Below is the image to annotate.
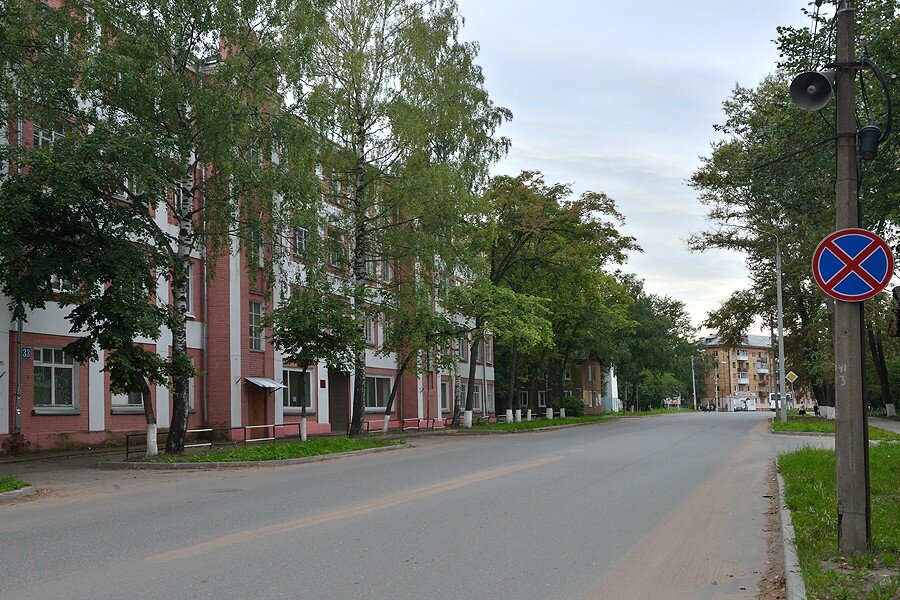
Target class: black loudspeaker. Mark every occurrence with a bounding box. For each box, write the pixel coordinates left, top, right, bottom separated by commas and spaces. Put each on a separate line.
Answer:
789, 70, 836, 111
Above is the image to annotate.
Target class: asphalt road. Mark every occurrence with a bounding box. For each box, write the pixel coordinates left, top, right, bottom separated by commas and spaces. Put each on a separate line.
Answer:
0, 412, 829, 600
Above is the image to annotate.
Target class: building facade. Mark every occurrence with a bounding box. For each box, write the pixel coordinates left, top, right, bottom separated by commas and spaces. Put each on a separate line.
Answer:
701, 334, 775, 411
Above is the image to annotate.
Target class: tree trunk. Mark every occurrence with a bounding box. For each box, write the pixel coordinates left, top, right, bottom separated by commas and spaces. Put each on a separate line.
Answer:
382, 353, 413, 432
462, 333, 480, 422
166, 232, 192, 453
504, 342, 518, 412
137, 371, 157, 457
867, 323, 893, 409
348, 163, 369, 438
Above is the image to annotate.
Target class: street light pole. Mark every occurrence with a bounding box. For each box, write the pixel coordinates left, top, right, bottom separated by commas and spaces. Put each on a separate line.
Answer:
776, 239, 787, 424
691, 355, 698, 411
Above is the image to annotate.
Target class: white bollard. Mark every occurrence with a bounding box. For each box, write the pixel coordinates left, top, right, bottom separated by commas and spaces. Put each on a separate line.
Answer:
547, 408, 554, 419
526, 409, 532, 421
301, 417, 308, 441
464, 410, 473, 428
382, 414, 390, 433
514, 409, 522, 423
559, 407, 566, 419
505, 409, 514, 423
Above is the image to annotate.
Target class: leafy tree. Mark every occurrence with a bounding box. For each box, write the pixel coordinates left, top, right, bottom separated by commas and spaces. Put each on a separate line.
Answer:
293, 0, 509, 436
2, 0, 322, 451
264, 272, 362, 439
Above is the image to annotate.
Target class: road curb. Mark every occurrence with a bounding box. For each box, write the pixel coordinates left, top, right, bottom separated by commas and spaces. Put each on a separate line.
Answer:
97, 443, 411, 470
449, 419, 618, 435
0, 485, 36, 502
775, 466, 807, 600
771, 430, 834, 437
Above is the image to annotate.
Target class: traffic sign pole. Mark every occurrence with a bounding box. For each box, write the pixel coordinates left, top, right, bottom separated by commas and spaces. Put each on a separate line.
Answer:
833, 0, 870, 553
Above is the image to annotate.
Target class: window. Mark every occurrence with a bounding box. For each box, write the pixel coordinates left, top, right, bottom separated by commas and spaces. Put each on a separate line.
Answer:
247, 230, 264, 268
112, 389, 142, 407
327, 229, 346, 269
282, 369, 313, 410
293, 227, 308, 255
382, 259, 394, 283
563, 390, 572, 398
486, 383, 494, 411
440, 381, 450, 412
456, 336, 467, 360
588, 365, 596, 382
537, 390, 547, 407
50, 274, 76, 294
33, 119, 68, 148
519, 390, 529, 406
365, 253, 379, 279
249, 300, 263, 351
365, 315, 375, 345
33, 348, 76, 407
484, 338, 493, 364
184, 262, 194, 316
173, 176, 193, 216
473, 384, 482, 410
365, 375, 391, 409
315, 163, 324, 180
331, 178, 342, 200
589, 391, 594, 408
564, 368, 572, 381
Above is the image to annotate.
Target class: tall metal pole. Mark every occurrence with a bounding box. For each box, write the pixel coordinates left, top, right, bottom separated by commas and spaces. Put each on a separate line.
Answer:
834, 0, 870, 553
776, 240, 787, 424
691, 355, 698, 411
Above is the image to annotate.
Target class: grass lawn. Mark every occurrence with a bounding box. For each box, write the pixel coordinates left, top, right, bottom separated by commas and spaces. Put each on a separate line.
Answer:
147, 437, 401, 463
0, 475, 30, 493
778, 445, 899, 599
772, 415, 900, 441
473, 414, 618, 431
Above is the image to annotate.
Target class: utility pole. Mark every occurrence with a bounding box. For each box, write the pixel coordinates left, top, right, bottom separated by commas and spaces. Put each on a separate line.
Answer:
690, 355, 698, 411
833, 0, 871, 553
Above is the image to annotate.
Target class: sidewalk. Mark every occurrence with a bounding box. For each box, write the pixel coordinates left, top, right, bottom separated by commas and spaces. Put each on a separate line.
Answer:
870, 416, 900, 434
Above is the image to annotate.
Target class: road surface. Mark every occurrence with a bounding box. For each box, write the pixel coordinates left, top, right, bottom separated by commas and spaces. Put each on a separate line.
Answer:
0, 412, 827, 599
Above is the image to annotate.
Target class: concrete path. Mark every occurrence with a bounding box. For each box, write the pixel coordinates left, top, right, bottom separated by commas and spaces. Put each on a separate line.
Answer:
0, 412, 830, 600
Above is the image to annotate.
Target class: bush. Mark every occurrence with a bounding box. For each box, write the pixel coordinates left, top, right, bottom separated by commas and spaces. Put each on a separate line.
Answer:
551, 395, 585, 417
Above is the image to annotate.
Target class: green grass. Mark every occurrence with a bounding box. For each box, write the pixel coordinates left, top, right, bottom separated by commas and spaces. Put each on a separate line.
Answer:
148, 437, 401, 463
472, 414, 619, 431
0, 475, 30, 493
778, 445, 900, 599
772, 415, 900, 441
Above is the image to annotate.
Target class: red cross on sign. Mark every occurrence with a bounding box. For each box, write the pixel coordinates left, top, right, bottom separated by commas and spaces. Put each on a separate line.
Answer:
812, 228, 894, 302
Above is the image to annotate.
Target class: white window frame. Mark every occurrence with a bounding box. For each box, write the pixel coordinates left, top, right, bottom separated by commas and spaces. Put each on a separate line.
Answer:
484, 338, 493, 364
486, 383, 495, 411
293, 227, 308, 255
249, 300, 264, 352
537, 390, 547, 407
382, 259, 394, 283
588, 365, 595, 382
33, 348, 77, 407
456, 336, 467, 360
33, 118, 67, 148
365, 315, 375, 345
440, 381, 450, 412
184, 261, 194, 316
112, 389, 143, 407
364, 375, 391, 410
282, 369, 313, 412
519, 390, 529, 406
564, 368, 572, 381
50, 274, 76, 294
563, 390, 572, 398
473, 383, 482, 411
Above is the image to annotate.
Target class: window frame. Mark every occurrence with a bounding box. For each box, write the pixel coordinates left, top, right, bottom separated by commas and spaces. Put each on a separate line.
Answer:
364, 375, 392, 411
33, 348, 77, 408
282, 369, 314, 412
249, 300, 264, 352
537, 390, 547, 408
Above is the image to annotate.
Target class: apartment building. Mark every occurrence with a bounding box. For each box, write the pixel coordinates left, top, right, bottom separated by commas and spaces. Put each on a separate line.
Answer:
701, 334, 775, 411
0, 119, 495, 451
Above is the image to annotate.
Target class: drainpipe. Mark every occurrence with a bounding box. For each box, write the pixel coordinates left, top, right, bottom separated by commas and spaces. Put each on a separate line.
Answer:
14, 317, 22, 435
202, 253, 209, 423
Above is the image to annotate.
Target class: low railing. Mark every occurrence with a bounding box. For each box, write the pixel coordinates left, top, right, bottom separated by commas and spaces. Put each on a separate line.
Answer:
124, 421, 306, 460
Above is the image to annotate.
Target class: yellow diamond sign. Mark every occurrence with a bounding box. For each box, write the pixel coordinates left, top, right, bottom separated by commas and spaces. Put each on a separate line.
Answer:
786, 371, 798, 384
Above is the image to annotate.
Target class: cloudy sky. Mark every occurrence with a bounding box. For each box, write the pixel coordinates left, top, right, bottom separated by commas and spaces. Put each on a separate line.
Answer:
455, 0, 813, 332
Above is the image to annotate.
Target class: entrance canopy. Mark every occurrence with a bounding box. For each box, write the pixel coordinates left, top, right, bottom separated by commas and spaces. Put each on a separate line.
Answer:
244, 377, 286, 390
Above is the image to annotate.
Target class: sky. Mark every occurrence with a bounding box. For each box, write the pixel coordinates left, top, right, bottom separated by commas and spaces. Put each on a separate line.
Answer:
454, 0, 814, 332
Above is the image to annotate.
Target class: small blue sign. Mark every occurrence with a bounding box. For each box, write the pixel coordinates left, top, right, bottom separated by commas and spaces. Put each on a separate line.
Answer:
22, 347, 31, 359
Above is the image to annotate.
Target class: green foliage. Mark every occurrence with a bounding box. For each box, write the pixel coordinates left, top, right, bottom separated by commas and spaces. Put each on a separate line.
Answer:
772, 416, 900, 441
0, 476, 30, 493
779, 445, 900, 599
550, 394, 585, 417
149, 437, 400, 463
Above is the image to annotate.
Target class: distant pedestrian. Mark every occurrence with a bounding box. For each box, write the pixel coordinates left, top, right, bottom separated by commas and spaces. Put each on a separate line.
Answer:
813, 403, 819, 416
